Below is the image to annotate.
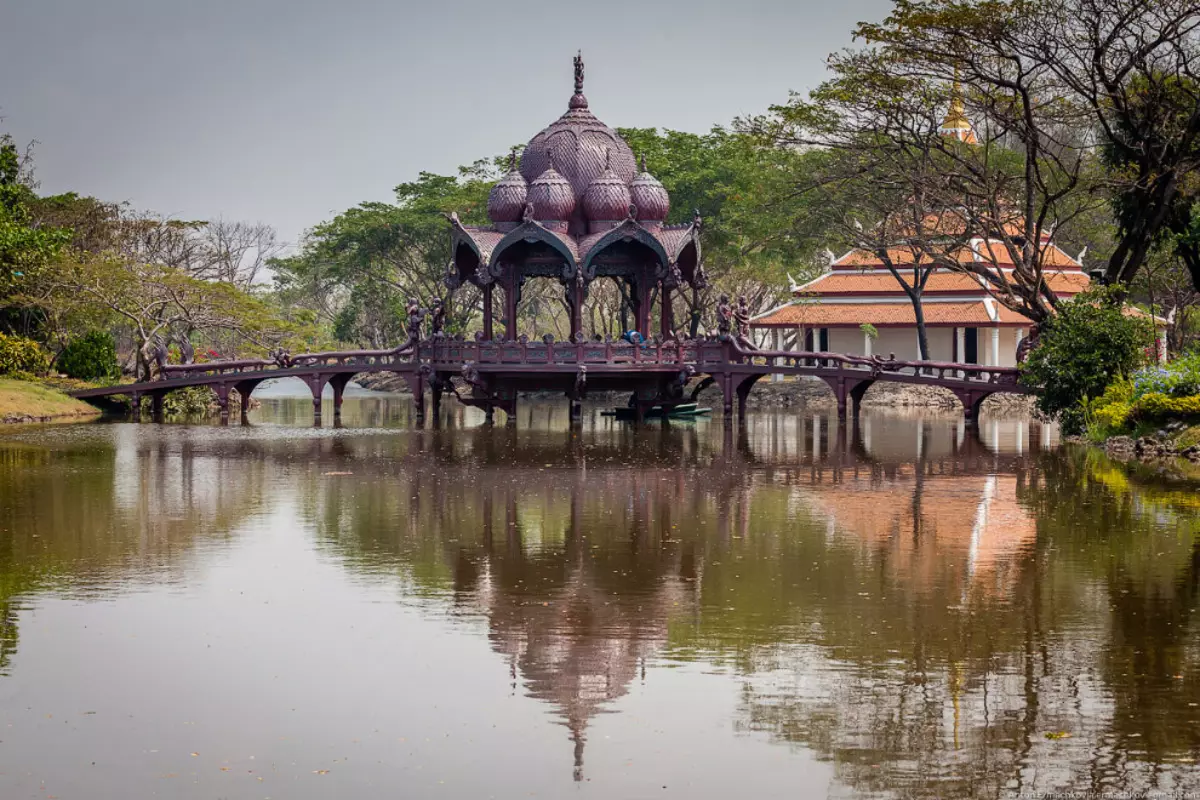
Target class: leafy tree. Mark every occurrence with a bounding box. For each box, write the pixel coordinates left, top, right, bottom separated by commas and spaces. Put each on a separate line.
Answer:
32, 254, 298, 380
0, 135, 68, 318
853, 0, 1200, 289
1020, 285, 1156, 433
618, 127, 830, 332
272, 162, 494, 346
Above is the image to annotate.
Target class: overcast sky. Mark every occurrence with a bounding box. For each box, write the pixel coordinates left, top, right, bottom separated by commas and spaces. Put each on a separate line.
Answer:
2, 0, 891, 248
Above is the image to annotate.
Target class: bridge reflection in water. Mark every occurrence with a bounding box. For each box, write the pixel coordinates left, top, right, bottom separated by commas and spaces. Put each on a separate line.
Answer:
2, 409, 1196, 799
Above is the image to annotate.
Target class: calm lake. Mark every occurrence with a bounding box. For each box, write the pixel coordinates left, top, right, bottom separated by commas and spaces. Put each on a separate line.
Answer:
1, 387, 1198, 799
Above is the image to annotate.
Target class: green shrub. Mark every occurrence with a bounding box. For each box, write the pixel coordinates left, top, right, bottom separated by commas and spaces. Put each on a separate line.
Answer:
0, 332, 49, 377
1132, 392, 1200, 420
56, 331, 119, 381
162, 386, 214, 416
1020, 286, 1155, 435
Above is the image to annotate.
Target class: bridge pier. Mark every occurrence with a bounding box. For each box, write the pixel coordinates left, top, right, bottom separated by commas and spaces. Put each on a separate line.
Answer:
151, 392, 165, 423
129, 392, 142, 421
327, 374, 353, 424
214, 383, 231, 425
306, 374, 329, 427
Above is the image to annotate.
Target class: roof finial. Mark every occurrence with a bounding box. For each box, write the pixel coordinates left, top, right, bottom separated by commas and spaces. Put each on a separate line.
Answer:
508, 148, 518, 172
639, 153, 647, 173
569, 51, 589, 110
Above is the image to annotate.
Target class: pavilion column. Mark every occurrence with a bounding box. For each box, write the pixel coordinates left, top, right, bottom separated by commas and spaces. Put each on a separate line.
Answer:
504, 274, 518, 341
772, 328, 783, 383
569, 279, 583, 342
863, 329, 872, 358
955, 327, 966, 377
990, 326, 1000, 367
659, 284, 674, 340
635, 279, 651, 336
482, 284, 494, 341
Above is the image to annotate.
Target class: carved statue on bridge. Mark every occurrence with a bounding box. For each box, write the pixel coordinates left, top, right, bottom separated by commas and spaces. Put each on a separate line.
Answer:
146, 334, 169, 379
733, 295, 754, 348
716, 294, 732, 338
1016, 323, 1040, 364
405, 297, 425, 342
429, 298, 446, 336
270, 347, 293, 369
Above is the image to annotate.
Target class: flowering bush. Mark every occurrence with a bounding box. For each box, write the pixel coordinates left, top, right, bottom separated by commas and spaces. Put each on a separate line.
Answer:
0, 332, 49, 377
1130, 353, 1200, 400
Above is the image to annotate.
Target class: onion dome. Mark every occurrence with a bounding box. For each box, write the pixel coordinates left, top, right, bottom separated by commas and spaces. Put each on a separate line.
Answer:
520, 53, 637, 232
630, 155, 669, 224
582, 150, 632, 227
528, 157, 575, 227
487, 151, 528, 226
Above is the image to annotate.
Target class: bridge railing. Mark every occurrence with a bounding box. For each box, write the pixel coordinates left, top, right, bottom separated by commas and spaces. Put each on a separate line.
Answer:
425, 336, 729, 368
727, 342, 1021, 386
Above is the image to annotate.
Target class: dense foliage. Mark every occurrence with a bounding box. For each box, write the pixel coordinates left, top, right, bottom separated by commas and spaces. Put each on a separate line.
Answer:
0, 332, 48, 377
1020, 286, 1155, 434
56, 331, 119, 381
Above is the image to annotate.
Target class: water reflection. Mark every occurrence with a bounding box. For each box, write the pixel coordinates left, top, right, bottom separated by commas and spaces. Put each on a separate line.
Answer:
0, 406, 1196, 799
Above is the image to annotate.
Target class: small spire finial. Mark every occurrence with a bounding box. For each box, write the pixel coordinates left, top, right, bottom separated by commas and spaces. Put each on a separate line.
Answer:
639, 153, 647, 173
574, 50, 584, 94
508, 148, 517, 172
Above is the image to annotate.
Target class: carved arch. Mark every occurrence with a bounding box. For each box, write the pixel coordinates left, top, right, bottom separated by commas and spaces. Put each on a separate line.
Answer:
489, 222, 579, 279
580, 220, 670, 281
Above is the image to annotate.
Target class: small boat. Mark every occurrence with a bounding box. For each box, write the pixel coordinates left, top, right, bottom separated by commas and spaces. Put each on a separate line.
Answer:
601, 402, 713, 420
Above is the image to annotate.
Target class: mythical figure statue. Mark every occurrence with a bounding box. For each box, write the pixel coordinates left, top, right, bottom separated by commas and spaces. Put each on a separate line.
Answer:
174, 331, 195, 365
429, 298, 447, 336
270, 347, 293, 369
145, 334, 169, 379
716, 294, 733, 338
734, 295, 753, 345
1016, 324, 1041, 364
405, 297, 425, 342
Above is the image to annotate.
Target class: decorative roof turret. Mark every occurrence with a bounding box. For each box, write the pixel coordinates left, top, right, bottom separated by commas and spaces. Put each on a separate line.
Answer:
528, 153, 575, 232
487, 150, 529, 229
630, 154, 669, 225
582, 150, 632, 230
520, 53, 637, 234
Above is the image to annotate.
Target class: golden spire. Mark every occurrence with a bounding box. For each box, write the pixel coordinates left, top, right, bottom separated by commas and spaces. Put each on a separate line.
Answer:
940, 74, 978, 143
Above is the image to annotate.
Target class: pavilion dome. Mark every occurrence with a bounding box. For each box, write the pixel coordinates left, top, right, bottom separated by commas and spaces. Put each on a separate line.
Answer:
520, 54, 638, 229
487, 152, 528, 225
582, 152, 632, 226
629, 155, 669, 223
528, 162, 575, 226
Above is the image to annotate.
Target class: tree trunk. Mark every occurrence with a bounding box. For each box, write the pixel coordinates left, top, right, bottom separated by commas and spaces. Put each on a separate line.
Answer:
912, 295, 930, 361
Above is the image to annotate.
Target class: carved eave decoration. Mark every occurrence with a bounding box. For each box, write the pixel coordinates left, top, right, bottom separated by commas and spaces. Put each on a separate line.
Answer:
489, 220, 581, 281
579, 218, 671, 281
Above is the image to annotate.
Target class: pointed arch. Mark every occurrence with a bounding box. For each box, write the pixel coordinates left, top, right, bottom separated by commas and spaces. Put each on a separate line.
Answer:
579, 220, 670, 280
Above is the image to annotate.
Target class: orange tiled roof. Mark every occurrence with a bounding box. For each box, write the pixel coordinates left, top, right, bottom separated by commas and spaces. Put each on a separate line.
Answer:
798, 270, 1089, 296
834, 242, 1081, 270
753, 301, 1020, 327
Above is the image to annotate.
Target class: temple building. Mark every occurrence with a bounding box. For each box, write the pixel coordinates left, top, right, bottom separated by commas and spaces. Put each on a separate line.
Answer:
751, 95, 1105, 367
749, 235, 1091, 368
444, 53, 704, 342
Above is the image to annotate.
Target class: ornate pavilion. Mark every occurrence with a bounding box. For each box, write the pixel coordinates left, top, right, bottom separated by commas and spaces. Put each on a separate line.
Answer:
444, 54, 704, 342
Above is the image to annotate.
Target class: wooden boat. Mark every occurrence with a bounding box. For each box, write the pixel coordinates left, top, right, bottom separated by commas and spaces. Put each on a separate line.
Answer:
601, 402, 712, 420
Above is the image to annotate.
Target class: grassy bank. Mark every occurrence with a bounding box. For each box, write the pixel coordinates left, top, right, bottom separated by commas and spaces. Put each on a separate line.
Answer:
0, 378, 100, 424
